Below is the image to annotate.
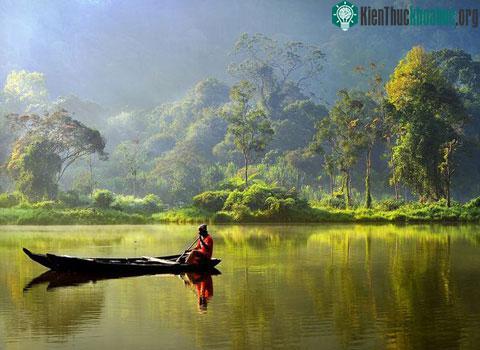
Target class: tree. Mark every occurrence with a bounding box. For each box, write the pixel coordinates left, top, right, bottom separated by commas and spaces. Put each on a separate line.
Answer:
221, 81, 274, 187
113, 139, 147, 196
7, 139, 62, 201
228, 33, 325, 119
3, 70, 49, 113
7, 109, 107, 184
7, 109, 107, 200
432, 49, 480, 200
311, 90, 367, 208
386, 47, 467, 202
354, 63, 390, 208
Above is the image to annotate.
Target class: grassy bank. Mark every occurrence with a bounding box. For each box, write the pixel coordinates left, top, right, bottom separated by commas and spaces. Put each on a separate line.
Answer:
0, 204, 479, 225
1, 185, 480, 225
153, 203, 480, 224
0, 208, 148, 225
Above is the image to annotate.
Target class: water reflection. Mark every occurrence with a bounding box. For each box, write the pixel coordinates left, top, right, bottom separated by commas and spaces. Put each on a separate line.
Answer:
23, 269, 220, 293
1, 224, 480, 349
181, 272, 214, 312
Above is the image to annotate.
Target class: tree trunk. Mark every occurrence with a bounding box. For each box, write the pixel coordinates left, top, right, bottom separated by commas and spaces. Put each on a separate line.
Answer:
329, 174, 334, 196
446, 177, 451, 207
133, 169, 137, 197
243, 153, 249, 188
344, 171, 351, 209
88, 155, 95, 196
365, 147, 372, 209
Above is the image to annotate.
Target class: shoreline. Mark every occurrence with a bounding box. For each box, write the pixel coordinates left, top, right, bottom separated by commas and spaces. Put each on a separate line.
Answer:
1, 205, 479, 225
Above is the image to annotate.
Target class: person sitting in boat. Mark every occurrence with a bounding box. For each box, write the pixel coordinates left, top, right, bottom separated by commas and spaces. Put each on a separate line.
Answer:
186, 224, 213, 265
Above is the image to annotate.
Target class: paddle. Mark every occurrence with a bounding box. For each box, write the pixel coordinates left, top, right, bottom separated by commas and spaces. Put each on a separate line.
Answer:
176, 236, 199, 262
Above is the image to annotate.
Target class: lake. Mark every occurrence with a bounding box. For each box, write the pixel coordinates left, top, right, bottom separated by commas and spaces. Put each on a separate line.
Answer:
1, 224, 480, 349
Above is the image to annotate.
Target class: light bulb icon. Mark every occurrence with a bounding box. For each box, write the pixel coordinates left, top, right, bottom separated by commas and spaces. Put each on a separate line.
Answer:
332, 1, 357, 32
337, 6, 353, 31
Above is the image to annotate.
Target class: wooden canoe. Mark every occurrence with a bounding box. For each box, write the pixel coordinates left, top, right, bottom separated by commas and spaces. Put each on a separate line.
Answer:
23, 248, 221, 274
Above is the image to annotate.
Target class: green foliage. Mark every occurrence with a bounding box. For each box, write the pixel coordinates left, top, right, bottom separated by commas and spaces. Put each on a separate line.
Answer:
157, 199, 480, 224
112, 194, 164, 214
58, 190, 90, 208
465, 197, 480, 208
8, 109, 107, 185
386, 46, 467, 201
315, 194, 347, 209
0, 192, 21, 208
152, 207, 213, 224
93, 189, 114, 209
31, 200, 64, 209
223, 190, 245, 210
0, 208, 147, 225
375, 198, 406, 211
242, 183, 278, 210
8, 139, 62, 201
222, 80, 274, 186
311, 90, 370, 208
191, 182, 309, 222
193, 190, 230, 212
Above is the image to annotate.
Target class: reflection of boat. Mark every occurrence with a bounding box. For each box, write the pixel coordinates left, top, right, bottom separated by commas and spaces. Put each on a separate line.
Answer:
23, 248, 221, 274
24, 268, 221, 292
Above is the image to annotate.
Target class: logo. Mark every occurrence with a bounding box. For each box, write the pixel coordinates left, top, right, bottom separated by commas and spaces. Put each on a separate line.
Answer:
332, 1, 358, 31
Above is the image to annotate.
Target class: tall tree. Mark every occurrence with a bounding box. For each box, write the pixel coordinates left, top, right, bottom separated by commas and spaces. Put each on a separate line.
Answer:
311, 90, 367, 208
7, 139, 62, 201
7, 109, 107, 199
228, 33, 325, 119
221, 81, 274, 187
354, 63, 390, 208
3, 70, 49, 113
386, 47, 467, 202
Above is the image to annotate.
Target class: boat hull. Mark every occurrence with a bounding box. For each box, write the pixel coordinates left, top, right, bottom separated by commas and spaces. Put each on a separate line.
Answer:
23, 248, 221, 274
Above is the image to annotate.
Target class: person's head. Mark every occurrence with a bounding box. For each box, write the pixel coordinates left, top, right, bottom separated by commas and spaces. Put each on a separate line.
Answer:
198, 224, 208, 237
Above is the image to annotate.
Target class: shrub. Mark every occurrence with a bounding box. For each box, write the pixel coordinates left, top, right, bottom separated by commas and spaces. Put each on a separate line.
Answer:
112, 194, 164, 214
193, 190, 229, 212
93, 189, 114, 209
58, 190, 89, 208
0, 193, 21, 208
32, 200, 63, 209
223, 190, 244, 210
152, 207, 211, 223
465, 197, 480, 208
142, 194, 164, 214
317, 194, 346, 209
242, 184, 276, 210
212, 211, 233, 223
230, 203, 252, 221
376, 198, 406, 211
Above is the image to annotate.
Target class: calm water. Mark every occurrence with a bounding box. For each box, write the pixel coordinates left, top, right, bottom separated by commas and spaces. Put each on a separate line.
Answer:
1, 224, 480, 350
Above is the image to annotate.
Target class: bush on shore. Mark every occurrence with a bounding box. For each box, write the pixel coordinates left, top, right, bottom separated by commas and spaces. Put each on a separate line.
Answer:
93, 189, 114, 209
0, 208, 148, 225
193, 191, 230, 212
112, 194, 164, 214
0, 192, 22, 208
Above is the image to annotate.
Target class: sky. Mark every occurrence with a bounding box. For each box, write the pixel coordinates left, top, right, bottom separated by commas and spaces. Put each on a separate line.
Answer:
1, 0, 479, 109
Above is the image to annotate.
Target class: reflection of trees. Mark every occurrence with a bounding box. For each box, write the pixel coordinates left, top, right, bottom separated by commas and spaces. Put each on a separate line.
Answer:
0, 249, 104, 341
10, 286, 104, 340
1, 224, 480, 348
304, 225, 480, 349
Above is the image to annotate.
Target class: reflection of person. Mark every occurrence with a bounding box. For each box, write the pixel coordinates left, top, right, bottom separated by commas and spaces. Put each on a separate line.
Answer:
186, 224, 213, 265
183, 273, 213, 311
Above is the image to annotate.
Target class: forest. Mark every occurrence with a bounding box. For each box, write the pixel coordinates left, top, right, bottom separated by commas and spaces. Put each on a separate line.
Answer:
1, 26, 480, 224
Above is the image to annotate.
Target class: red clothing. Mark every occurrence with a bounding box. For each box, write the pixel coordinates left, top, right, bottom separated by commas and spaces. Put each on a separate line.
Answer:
195, 234, 213, 259
194, 273, 213, 299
